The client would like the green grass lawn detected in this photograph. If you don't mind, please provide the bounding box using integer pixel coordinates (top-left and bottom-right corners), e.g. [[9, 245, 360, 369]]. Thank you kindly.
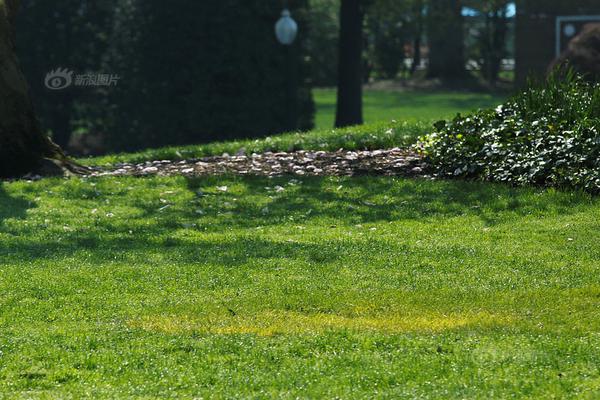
[[313, 88, 507, 129], [1, 172, 600, 398]]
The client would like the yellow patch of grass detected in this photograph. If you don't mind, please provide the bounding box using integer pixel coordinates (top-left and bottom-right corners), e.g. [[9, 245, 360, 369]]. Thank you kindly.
[[129, 310, 514, 336]]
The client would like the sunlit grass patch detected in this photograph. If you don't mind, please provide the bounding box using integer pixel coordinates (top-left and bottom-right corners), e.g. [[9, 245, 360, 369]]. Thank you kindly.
[[130, 310, 515, 336], [313, 88, 507, 129]]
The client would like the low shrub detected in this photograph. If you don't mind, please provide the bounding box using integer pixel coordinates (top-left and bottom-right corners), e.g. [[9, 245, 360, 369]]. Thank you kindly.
[[417, 72, 600, 192]]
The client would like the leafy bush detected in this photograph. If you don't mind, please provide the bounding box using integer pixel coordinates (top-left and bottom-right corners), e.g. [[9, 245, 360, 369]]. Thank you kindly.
[[418, 72, 600, 192]]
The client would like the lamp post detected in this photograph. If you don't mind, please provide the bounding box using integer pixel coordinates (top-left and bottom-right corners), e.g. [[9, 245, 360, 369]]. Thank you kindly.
[[275, 8, 298, 132]]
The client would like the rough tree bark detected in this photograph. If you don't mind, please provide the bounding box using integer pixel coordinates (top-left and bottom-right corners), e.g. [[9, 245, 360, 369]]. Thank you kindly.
[[335, 0, 364, 128], [0, 0, 71, 178]]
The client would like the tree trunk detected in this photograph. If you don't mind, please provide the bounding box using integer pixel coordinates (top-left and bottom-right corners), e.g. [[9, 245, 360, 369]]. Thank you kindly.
[[335, 0, 364, 128], [481, 3, 509, 85], [411, 0, 424, 75], [0, 0, 66, 177], [427, 0, 465, 80]]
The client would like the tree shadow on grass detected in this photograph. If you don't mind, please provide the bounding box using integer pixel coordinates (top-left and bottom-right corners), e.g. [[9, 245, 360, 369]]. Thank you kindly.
[[5, 174, 594, 264], [43, 174, 597, 233], [173, 175, 594, 229], [0, 184, 33, 225], [0, 234, 349, 266], [91, 174, 595, 234]]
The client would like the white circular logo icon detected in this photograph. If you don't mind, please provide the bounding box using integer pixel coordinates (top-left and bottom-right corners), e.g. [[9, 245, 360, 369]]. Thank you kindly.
[[44, 68, 74, 90]]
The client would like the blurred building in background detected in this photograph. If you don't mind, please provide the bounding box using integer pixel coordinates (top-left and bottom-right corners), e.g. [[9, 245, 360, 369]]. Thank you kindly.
[[515, 0, 600, 84]]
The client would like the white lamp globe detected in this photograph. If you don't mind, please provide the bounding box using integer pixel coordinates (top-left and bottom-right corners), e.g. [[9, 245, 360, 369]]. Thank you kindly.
[[275, 9, 298, 45]]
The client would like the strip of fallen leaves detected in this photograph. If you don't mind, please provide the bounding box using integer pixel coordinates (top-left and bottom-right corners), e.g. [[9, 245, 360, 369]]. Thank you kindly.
[[85, 148, 428, 178]]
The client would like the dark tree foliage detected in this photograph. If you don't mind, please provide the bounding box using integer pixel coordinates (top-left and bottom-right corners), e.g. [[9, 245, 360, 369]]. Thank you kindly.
[[16, 0, 115, 148], [306, 0, 339, 86], [366, 7, 406, 79], [480, 3, 510, 84], [308, 0, 424, 86], [467, 0, 511, 85], [427, 0, 465, 80], [365, 0, 426, 80], [104, 0, 314, 152]]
